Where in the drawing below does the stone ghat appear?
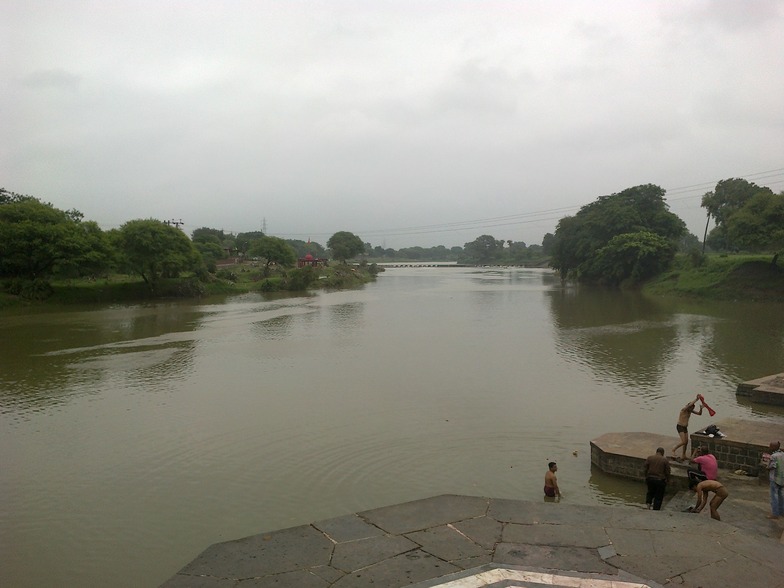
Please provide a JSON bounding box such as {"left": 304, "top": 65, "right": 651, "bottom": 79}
{"left": 736, "top": 372, "right": 784, "bottom": 406}
{"left": 160, "top": 494, "right": 783, "bottom": 588}
{"left": 591, "top": 418, "right": 783, "bottom": 480}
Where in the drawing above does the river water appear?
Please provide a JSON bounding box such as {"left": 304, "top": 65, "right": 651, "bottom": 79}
{"left": 1, "top": 266, "right": 783, "bottom": 587}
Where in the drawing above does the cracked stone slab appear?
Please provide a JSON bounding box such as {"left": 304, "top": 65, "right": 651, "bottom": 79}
{"left": 331, "top": 533, "right": 419, "bottom": 573}
{"left": 451, "top": 516, "right": 503, "bottom": 550}
{"left": 502, "top": 522, "right": 610, "bottom": 548}
{"left": 406, "top": 524, "right": 491, "bottom": 562}
{"left": 488, "top": 498, "right": 616, "bottom": 526}
{"left": 493, "top": 543, "right": 616, "bottom": 574}
{"left": 313, "top": 513, "right": 385, "bottom": 543}
{"left": 331, "top": 549, "right": 461, "bottom": 588}
{"left": 359, "top": 495, "right": 489, "bottom": 535}
{"left": 176, "top": 525, "right": 333, "bottom": 579}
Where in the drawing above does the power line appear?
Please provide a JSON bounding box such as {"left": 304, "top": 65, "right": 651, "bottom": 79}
{"left": 280, "top": 168, "right": 784, "bottom": 241}
{"left": 94, "top": 167, "right": 784, "bottom": 242}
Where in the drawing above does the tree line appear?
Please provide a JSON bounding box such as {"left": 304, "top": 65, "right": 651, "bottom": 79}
{"left": 2, "top": 176, "right": 781, "bottom": 299}
{"left": 0, "top": 188, "right": 370, "bottom": 298}
{"left": 548, "top": 179, "right": 782, "bottom": 286}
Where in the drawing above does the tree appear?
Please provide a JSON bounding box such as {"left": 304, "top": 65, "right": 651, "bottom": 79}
{"left": 460, "top": 235, "right": 504, "bottom": 264}
{"left": 192, "top": 227, "right": 226, "bottom": 244}
{"left": 541, "top": 232, "right": 555, "bottom": 256}
{"left": 581, "top": 231, "right": 677, "bottom": 286}
{"left": 0, "top": 190, "right": 101, "bottom": 281}
{"left": 724, "top": 190, "right": 784, "bottom": 258}
{"left": 194, "top": 241, "right": 225, "bottom": 270}
{"left": 327, "top": 231, "right": 365, "bottom": 263}
{"left": 235, "top": 231, "right": 264, "bottom": 255}
{"left": 114, "top": 219, "right": 200, "bottom": 289}
{"left": 286, "top": 239, "right": 326, "bottom": 258}
{"left": 549, "top": 184, "right": 685, "bottom": 282}
{"left": 248, "top": 236, "right": 297, "bottom": 274}
{"left": 54, "top": 220, "right": 115, "bottom": 278}
{"left": 701, "top": 178, "right": 773, "bottom": 251}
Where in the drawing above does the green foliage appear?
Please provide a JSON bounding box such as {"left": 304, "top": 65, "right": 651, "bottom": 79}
{"left": 114, "top": 219, "right": 200, "bottom": 289}
{"left": 3, "top": 278, "right": 54, "bottom": 300}
{"left": 235, "top": 231, "right": 264, "bottom": 254}
{"left": 460, "top": 235, "right": 504, "bottom": 264}
{"left": 192, "top": 227, "right": 226, "bottom": 244}
{"left": 701, "top": 178, "right": 775, "bottom": 252}
{"left": 549, "top": 184, "right": 685, "bottom": 282}
{"left": 581, "top": 231, "right": 677, "bottom": 286}
{"left": 194, "top": 240, "right": 225, "bottom": 269}
{"left": 55, "top": 220, "right": 115, "bottom": 278}
{"left": 286, "top": 239, "right": 326, "bottom": 258}
{"left": 688, "top": 248, "right": 706, "bottom": 268}
{"left": 248, "top": 236, "right": 297, "bottom": 272}
{"left": 645, "top": 254, "right": 784, "bottom": 302}
{"left": 216, "top": 269, "right": 238, "bottom": 282}
{"left": 0, "top": 191, "right": 105, "bottom": 281}
{"left": 327, "top": 231, "right": 365, "bottom": 263}
{"left": 702, "top": 178, "right": 772, "bottom": 227}
{"left": 724, "top": 190, "right": 784, "bottom": 254}
{"left": 258, "top": 278, "right": 280, "bottom": 292}
{"left": 284, "top": 266, "right": 317, "bottom": 290}
{"left": 541, "top": 232, "right": 555, "bottom": 256}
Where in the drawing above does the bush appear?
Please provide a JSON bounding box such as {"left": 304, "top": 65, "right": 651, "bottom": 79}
{"left": 688, "top": 248, "right": 707, "bottom": 268}
{"left": 259, "top": 279, "right": 280, "bottom": 292}
{"left": 285, "top": 267, "right": 317, "bottom": 291}
{"left": 216, "top": 269, "right": 238, "bottom": 282}
{"left": 4, "top": 278, "right": 54, "bottom": 300}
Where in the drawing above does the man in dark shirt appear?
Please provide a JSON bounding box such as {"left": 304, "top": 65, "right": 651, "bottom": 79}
{"left": 644, "top": 447, "right": 671, "bottom": 510}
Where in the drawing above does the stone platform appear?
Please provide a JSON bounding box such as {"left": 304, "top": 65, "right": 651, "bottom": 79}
{"left": 737, "top": 373, "right": 784, "bottom": 406}
{"left": 160, "top": 494, "right": 784, "bottom": 588}
{"left": 591, "top": 418, "right": 784, "bottom": 479}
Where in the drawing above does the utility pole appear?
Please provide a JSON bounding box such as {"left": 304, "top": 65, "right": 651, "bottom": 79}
{"left": 164, "top": 219, "right": 185, "bottom": 229}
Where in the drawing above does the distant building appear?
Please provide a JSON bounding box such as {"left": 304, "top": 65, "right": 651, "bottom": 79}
{"left": 297, "top": 253, "right": 328, "bottom": 268}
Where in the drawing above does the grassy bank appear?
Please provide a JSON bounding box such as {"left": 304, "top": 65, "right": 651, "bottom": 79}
{"left": 644, "top": 254, "right": 784, "bottom": 302}
{"left": 0, "top": 263, "right": 379, "bottom": 309}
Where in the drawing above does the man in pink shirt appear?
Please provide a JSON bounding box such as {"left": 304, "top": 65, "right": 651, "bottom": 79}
{"left": 685, "top": 446, "right": 718, "bottom": 512}
{"left": 691, "top": 446, "right": 718, "bottom": 480}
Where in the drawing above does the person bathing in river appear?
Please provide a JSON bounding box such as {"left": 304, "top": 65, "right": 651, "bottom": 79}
{"left": 544, "top": 462, "right": 560, "bottom": 499}
{"left": 671, "top": 395, "right": 703, "bottom": 461}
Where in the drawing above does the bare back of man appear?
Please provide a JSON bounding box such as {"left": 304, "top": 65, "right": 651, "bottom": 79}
{"left": 692, "top": 479, "right": 728, "bottom": 520}
{"left": 544, "top": 462, "right": 560, "bottom": 498}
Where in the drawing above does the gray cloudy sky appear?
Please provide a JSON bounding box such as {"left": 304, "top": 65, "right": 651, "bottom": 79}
{"left": 2, "top": 1, "right": 783, "bottom": 249}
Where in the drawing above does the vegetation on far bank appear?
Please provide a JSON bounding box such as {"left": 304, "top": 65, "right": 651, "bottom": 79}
{"left": 2, "top": 174, "right": 781, "bottom": 307}
{"left": 643, "top": 254, "right": 784, "bottom": 303}
{"left": 0, "top": 262, "right": 380, "bottom": 308}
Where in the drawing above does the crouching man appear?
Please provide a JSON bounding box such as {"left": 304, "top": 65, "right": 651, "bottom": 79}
{"left": 689, "top": 479, "right": 728, "bottom": 521}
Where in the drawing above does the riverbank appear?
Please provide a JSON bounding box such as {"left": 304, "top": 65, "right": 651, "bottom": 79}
{"left": 643, "top": 254, "right": 784, "bottom": 302}
{"left": 0, "top": 262, "right": 380, "bottom": 308}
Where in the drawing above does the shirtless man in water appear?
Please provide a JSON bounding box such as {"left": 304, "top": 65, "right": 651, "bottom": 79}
{"left": 690, "top": 479, "right": 728, "bottom": 520}
{"left": 672, "top": 395, "right": 703, "bottom": 460}
{"left": 544, "top": 462, "right": 560, "bottom": 499}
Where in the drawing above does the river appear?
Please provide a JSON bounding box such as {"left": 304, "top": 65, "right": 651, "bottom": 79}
{"left": 1, "top": 266, "right": 783, "bottom": 587}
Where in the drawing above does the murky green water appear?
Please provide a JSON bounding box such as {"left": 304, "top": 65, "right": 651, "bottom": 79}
{"left": 1, "top": 267, "right": 782, "bottom": 587}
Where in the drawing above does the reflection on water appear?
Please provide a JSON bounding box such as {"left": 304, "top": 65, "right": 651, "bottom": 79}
{"left": 1, "top": 267, "right": 783, "bottom": 588}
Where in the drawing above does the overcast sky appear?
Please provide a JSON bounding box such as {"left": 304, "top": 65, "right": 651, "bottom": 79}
{"left": 2, "top": 1, "right": 783, "bottom": 249}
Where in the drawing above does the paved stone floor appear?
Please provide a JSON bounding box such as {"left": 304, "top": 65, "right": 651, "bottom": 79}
{"left": 160, "top": 492, "right": 784, "bottom": 588}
